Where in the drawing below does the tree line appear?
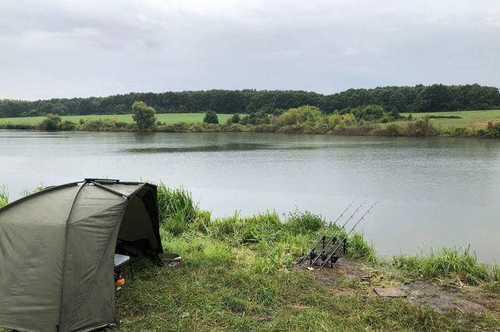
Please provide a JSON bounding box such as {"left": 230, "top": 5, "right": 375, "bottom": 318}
{"left": 1, "top": 84, "right": 499, "bottom": 118}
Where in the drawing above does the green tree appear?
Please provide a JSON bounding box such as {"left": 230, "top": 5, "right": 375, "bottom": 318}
{"left": 132, "top": 101, "right": 157, "bottom": 130}
{"left": 203, "top": 111, "right": 219, "bottom": 124}
{"left": 230, "top": 113, "right": 240, "bottom": 123}
{"left": 38, "top": 114, "right": 62, "bottom": 131}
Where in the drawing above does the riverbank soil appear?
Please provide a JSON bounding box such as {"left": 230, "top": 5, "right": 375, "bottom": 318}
{"left": 114, "top": 248, "right": 499, "bottom": 331}
{"left": 309, "top": 258, "right": 499, "bottom": 318}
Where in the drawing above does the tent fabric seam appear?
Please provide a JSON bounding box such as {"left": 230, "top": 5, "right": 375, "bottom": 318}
{"left": 0, "top": 182, "right": 80, "bottom": 215}
{"left": 57, "top": 181, "right": 88, "bottom": 330}
{"left": 65, "top": 201, "right": 128, "bottom": 332}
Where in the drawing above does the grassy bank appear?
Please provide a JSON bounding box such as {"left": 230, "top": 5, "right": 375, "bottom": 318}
{"left": 114, "top": 185, "right": 500, "bottom": 331}
{"left": 0, "top": 113, "right": 233, "bottom": 127}
{"left": 1, "top": 108, "right": 500, "bottom": 138}
{"left": 402, "top": 110, "right": 500, "bottom": 130}
{"left": 0, "top": 186, "right": 499, "bottom": 331}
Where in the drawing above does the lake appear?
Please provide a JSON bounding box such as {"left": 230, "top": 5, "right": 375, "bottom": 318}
{"left": 1, "top": 130, "right": 499, "bottom": 263}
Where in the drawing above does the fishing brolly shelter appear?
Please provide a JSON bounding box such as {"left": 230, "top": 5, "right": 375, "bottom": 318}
{"left": 0, "top": 179, "right": 163, "bottom": 332}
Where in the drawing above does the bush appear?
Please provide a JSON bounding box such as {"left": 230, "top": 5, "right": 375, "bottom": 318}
{"left": 38, "top": 114, "right": 62, "bottom": 131}
{"left": 448, "top": 127, "right": 470, "bottom": 137}
{"left": 327, "top": 113, "right": 357, "bottom": 129}
{"left": 351, "top": 105, "right": 386, "bottom": 121}
{"left": 203, "top": 111, "right": 219, "bottom": 124}
{"left": 60, "top": 120, "right": 77, "bottom": 131}
{"left": 405, "top": 117, "right": 437, "bottom": 137}
{"left": 240, "top": 111, "right": 271, "bottom": 125}
{"left": 80, "top": 119, "right": 119, "bottom": 131}
{"left": 277, "top": 106, "right": 322, "bottom": 126}
{"left": 374, "top": 123, "right": 401, "bottom": 136}
{"left": 227, "top": 114, "right": 240, "bottom": 124}
{"left": 479, "top": 122, "right": 500, "bottom": 138}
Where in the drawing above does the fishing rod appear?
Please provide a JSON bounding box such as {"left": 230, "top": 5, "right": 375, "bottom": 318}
{"left": 319, "top": 202, "right": 377, "bottom": 268}
{"left": 298, "top": 203, "right": 353, "bottom": 265}
{"left": 330, "top": 201, "right": 353, "bottom": 226}
{"left": 340, "top": 201, "right": 366, "bottom": 229}
{"left": 346, "top": 202, "right": 377, "bottom": 235}
{"left": 309, "top": 202, "right": 365, "bottom": 266}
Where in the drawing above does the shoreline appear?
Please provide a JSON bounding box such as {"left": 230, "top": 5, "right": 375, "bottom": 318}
{"left": 1, "top": 121, "right": 499, "bottom": 139}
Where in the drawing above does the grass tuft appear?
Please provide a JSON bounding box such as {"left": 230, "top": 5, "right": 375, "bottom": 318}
{"left": 157, "top": 184, "right": 198, "bottom": 234}
{"left": 392, "top": 247, "right": 495, "bottom": 285}
{"left": 285, "top": 210, "right": 325, "bottom": 235}
{"left": 0, "top": 187, "right": 8, "bottom": 209}
{"left": 346, "top": 233, "right": 377, "bottom": 263}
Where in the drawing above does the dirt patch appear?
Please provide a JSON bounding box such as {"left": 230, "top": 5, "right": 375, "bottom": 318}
{"left": 301, "top": 258, "right": 498, "bottom": 317}
{"left": 373, "top": 287, "right": 407, "bottom": 297}
{"left": 304, "top": 258, "right": 378, "bottom": 287}
{"left": 401, "top": 281, "right": 487, "bottom": 315}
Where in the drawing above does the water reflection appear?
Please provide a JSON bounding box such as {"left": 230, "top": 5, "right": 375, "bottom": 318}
{"left": 1, "top": 130, "right": 499, "bottom": 262}
{"left": 124, "top": 143, "right": 327, "bottom": 153}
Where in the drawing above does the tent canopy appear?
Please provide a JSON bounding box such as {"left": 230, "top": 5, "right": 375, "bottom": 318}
{"left": 0, "top": 179, "right": 163, "bottom": 332}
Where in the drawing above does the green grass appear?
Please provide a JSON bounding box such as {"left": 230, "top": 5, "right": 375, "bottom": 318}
{"left": 402, "top": 109, "right": 500, "bottom": 130}
{"left": 113, "top": 187, "right": 500, "bottom": 330}
{"left": 117, "top": 227, "right": 498, "bottom": 331}
{"left": 392, "top": 248, "right": 497, "bottom": 285}
{"left": 157, "top": 184, "right": 201, "bottom": 235}
{"left": 1, "top": 185, "right": 499, "bottom": 331}
{"left": 0, "top": 113, "right": 233, "bottom": 126}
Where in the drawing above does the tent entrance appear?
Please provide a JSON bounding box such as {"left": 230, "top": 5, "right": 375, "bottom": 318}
{"left": 115, "top": 184, "right": 163, "bottom": 259}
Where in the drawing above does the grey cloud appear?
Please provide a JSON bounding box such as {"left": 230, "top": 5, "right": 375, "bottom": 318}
{"left": 0, "top": 0, "right": 499, "bottom": 100}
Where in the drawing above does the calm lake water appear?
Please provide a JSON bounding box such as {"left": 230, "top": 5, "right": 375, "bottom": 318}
{"left": 1, "top": 130, "right": 499, "bottom": 263}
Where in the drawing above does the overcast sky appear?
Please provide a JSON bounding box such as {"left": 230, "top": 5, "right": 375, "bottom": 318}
{"left": 1, "top": 0, "right": 499, "bottom": 100}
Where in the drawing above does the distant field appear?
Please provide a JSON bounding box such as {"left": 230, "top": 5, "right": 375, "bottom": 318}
{"left": 1, "top": 110, "right": 499, "bottom": 132}
{"left": 0, "top": 113, "right": 233, "bottom": 126}
{"left": 401, "top": 109, "right": 500, "bottom": 129}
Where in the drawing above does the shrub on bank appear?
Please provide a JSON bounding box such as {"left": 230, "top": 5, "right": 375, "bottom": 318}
{"left": 38, "top": 114, "right": 62, "bottom": 131}
{"left": 276, "top": 106, "right": 322, "bottom": 126}
{"left": 240, "top": 111, "right": 271, "bottom": 125}
{"left": 392, "top": 247, "right": 493, "bottom": 285}
{"left": 203, "top": 111, "right": 219, "bottom": 124}
{"left": 60, "top": 120, "right": 77, "bottom": 131}
{"left": 372, "top": 123, "right": 401, "bottom": 136}
{"left": 478, "top": 122, "right": 500, "bottom": 138}
{"left": 227, "top": 114, "right": 241, "bottom": 124}
{"left": 221, "top": 123, "right": 249, "bottom": 133}
{"left": 327, "top": 113, "right": 357, "bottom": 129}
{"left": 404, "top": 117, "right": 438, "bottom": 137}
{"left": 350, "top": 105, "right": 386, "bottom": 121}
{"left": 446, "top": 127, "right": 472, "bottom": 137}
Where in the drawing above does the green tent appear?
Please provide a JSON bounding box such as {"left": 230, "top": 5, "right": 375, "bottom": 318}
{"left": 0, "top": 179, "right": 163, "bottom": 332}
